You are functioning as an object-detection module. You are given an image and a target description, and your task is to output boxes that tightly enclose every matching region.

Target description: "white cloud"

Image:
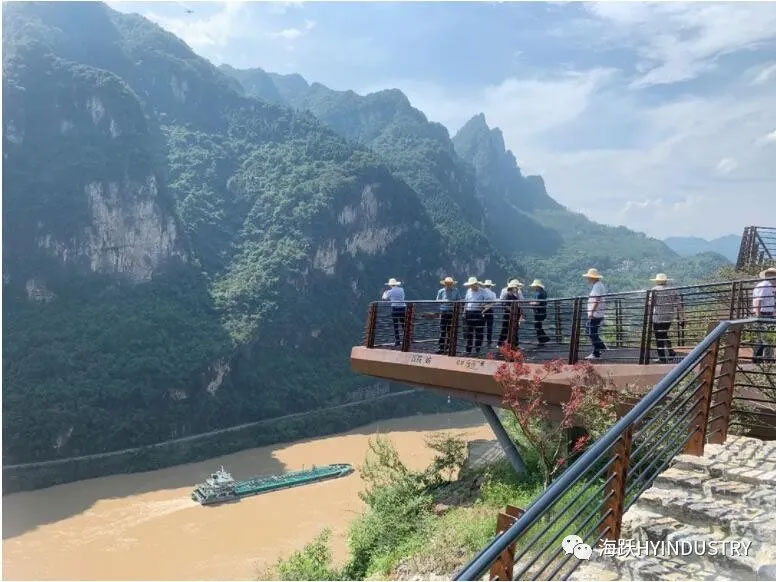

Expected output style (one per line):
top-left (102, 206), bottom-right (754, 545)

top-left (586, 3), bottom-right (776, 88)
top-left (143, 2), bottom-right (246, 52)
top-left (751, 62), bottom-right (776, 85)
top-left (269, 19), bottom-right (316, 41)
top-left (762, 129), bottom-right (776, 143)
top-left (715, 158), bottom-right (738, 175)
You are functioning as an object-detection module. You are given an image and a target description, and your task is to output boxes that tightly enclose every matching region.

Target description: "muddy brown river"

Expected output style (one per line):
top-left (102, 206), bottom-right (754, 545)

top-left (3, 409), bottom-right (492, 580)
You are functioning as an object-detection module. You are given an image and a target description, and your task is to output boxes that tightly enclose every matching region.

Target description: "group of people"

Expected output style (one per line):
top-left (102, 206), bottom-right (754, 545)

top-left (380, 274), bottom-right (550, 354)
top-left (380, 265), bottom-right (776, 362)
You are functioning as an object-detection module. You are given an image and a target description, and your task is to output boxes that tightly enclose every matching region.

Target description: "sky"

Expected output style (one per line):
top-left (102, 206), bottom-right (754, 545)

top-left (110, 1), bottom-right (776, 240)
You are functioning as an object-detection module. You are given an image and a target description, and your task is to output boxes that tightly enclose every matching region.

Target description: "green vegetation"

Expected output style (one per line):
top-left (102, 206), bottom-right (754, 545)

top-left (263, 432), bottom-right (548, 581)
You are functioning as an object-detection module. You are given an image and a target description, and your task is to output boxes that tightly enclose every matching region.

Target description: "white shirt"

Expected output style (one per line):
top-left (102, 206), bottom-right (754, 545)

top-left (483, 288), bottom-right (497, 301)
top-left (382, 286), bottom-right (406, 307)
top-left (465, 287), bottom-right (488, 311)
top-left (753, 280), bottom-right (775, 314)
top-left (587, 281), bottom-right (606, 318)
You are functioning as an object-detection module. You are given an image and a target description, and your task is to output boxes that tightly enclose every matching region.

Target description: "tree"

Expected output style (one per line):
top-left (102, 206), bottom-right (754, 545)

top-left (495, 346), bottom-right (622, 487)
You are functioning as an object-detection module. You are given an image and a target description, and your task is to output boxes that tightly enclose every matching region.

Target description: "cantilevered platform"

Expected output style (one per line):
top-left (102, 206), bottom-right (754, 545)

top-left (351, 346), bottom-right (673, 409)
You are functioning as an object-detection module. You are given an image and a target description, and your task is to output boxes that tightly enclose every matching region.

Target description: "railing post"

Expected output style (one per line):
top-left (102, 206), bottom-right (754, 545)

top-left (638, 290), bottom-right (654, 365)
top-left (365, 303), bottom-right (377, 348)
top-left (601, 425), bottom-right (633, 542)
top-left (507, 301), bottom-right (519, 350)
top-left (683, 334), bottom-right (720, 455)
top-left (736, 227), bottom-right (750, 270)
top-left (568, 297), bottom-right (582, 364)
top-left (728, 281), bottom-right (739, 320)
top-left (554, 302), bottom-right (562, 344)
top-left (401, 303), bottom-right (415, 352)
top-left (488, 505), bottom-right (523, 581)
top-left (448, 303), bottom-right (461, 357)
top-left (708, 325), bottom-right (742, 444)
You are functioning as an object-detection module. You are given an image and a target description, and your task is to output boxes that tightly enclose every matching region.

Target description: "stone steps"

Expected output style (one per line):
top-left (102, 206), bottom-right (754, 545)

top-left (571, 436), bottom-right (776, 581)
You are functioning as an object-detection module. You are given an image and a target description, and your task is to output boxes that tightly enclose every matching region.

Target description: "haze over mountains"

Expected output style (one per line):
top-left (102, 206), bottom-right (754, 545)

top-left (2, 2), bottom-right (728, 465)
top-left (663, 235), bottom-right (741, 263)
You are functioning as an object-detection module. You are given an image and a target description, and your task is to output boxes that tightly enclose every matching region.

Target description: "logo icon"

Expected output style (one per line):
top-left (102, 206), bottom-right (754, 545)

top-left (561, 534), bottom-right (592, 560)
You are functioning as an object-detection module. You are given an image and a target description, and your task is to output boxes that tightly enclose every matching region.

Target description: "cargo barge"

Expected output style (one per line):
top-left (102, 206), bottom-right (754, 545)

top-left (191, 463), bottom-right (354, 505)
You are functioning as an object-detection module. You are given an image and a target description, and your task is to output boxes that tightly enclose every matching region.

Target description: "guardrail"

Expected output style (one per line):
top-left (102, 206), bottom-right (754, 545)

top-left (363, 278), bottom-right (764, 365)
top-left (453, 317), bottom-right (775, 581)
top-left (737, 226), bottom-right (776, 271)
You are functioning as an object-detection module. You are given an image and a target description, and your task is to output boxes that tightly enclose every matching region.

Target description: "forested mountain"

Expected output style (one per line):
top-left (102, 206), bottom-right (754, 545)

top-left (222, 66), bottom-right (729, 297)
top-left (3, 3), bottom-right (728, 466)
top-left (664, 235), bottom-right (740, 263)
top-left (2, 2), bottom-right (448, 463)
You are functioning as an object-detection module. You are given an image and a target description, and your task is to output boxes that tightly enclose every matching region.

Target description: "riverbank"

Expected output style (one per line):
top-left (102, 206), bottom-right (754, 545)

top-left (3, 409), bottom-right (494, 581)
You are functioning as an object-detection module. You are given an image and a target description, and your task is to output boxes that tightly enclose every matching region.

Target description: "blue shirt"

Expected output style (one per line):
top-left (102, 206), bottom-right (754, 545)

top-left (436, 287), bottom-right (461, 311)
top-left (465, 288), bottom-right (488, 311)
top-left (382, 286), bottom-right (406, 307)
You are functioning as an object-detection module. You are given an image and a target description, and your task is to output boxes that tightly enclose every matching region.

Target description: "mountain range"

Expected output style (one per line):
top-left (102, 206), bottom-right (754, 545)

top-left (2, 2), bottom-right (729, 465)
top-left (663, 235), bottom-right (741, 263)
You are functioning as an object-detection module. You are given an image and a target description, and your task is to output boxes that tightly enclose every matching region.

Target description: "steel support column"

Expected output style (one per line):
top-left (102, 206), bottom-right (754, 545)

top-left (479, 404), bottom-right (527, 475)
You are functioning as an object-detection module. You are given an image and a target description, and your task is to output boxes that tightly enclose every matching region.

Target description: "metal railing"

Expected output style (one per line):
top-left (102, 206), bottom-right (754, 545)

top-left (363, 278), bottom-right (764, 365)
top-left (454, 317), bottom-right (776, 581)
top-left (737, 226), bottom-right (776, 271)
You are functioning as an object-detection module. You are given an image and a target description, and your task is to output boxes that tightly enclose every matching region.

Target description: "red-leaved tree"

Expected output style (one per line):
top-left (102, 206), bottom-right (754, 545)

top-left (494, 345), bottom-right (623, 487)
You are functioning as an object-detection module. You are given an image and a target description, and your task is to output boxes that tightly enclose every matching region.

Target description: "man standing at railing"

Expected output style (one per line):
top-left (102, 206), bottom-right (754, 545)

top-left (650, 273), bottom-right (683, 363)
top-left (583, 268), bottom-right (607, 360)
top-left (530, 279), bottom-right (550, 345)
top-left (498, 279), bottom-right (523, 348)
top-left (436, 276), bottom-right (460, 354)
top-left (382, 277), bottom-right (406, 347)
top-left (463, 277), bottom-right (487, 354)
top-left (481, 279), bottom-right (498, 347)
top-left (753, 267), bottom-right (776, 363)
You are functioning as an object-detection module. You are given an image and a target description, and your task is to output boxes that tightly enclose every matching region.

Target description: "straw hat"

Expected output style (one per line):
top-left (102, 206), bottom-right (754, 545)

top-left (481, 279), bottom-right (495, 287)
top-left (384, 277), bottom-right (402, 286)
top-left (760, 267), bottom-right (776, 279)
top-left (463, 276), bottom-right (481, 287)
top-left (650, 273), bottom-right (672, 284)
top-left (530, 279), bottom-right (544, 289)
top-left (507, 279), bottom-right (523, 289)
top-left (582, 268), bottom-right (603, 280)
top-left (440, 276), bottom-right (457, 285)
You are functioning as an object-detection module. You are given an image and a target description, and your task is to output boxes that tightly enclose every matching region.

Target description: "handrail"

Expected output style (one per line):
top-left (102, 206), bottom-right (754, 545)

top-left (364, 277), bottom-right (764, 364)
top-left (370, 276), bottom-right (764, 305)
top-left (454, 317), bottom-right (767, 580)
top-left (737, 226), bottom-right (776, 271)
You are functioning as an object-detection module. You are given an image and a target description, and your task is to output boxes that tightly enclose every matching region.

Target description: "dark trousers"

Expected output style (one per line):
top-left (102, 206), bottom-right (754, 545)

top-left (391, 307), bottom-right (406, 346)
top-left (586, 317), bottom-right (606, 357)
top-left (754, 313), bottom-right (774, 363)
top-left (438, 311), bottom-right (453, 353)
top-left (534, 315), bottom-right (549, 344)
top-left (499, 310), bottom-right (519, 347)
top-left (464, 311), bottom-right (484, 354)
top-left (653, 321), bottom-right (675, 363)
top-left (484, 312), bottom-right (494, 345)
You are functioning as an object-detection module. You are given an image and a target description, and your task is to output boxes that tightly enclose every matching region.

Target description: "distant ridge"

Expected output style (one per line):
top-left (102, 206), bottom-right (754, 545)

top-left (664, 235), bottom-right (740, 262)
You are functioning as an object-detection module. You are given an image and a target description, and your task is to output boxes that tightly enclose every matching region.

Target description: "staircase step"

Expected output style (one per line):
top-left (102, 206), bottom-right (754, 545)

top-left (635, 487), bottom-right (776, 543)
top-left (671, 454), bottom-right (776, 487)
top-left (655, 467), bottom-right (776, 509)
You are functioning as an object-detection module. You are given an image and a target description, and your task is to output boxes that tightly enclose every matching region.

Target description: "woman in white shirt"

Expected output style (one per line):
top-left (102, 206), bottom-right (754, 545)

top-left (753, 267), bottom-right (776, 363)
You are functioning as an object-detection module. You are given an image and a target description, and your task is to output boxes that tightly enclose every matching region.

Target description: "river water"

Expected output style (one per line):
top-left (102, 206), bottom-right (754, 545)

top-left (3, 409), bottom-right (492, 580)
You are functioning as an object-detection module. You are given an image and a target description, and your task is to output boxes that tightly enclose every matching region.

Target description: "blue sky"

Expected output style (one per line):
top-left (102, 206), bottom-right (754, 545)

top-left (111, 1), bottom-right (776, 239)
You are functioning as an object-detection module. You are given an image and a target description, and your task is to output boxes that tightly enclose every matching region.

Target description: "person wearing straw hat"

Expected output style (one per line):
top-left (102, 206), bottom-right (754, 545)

top-left (436, 276), bottom-right (461, 354)
top-left (752, 267), bottom-right (776, 363)
top-left (480, 279), bottom-right (498, 347)
top-left (382, 277), bottom-right (406, 347)
top-left (463, 277), bottom-right (487, 354)
top-left (650, 273), bottom-right (683, 364)
top-left (498, 279), bottom-right (522, 348)
top-left (530, 279), bottom-right (550, 345)
top-left (583, 268), bottom-right (607, 359)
